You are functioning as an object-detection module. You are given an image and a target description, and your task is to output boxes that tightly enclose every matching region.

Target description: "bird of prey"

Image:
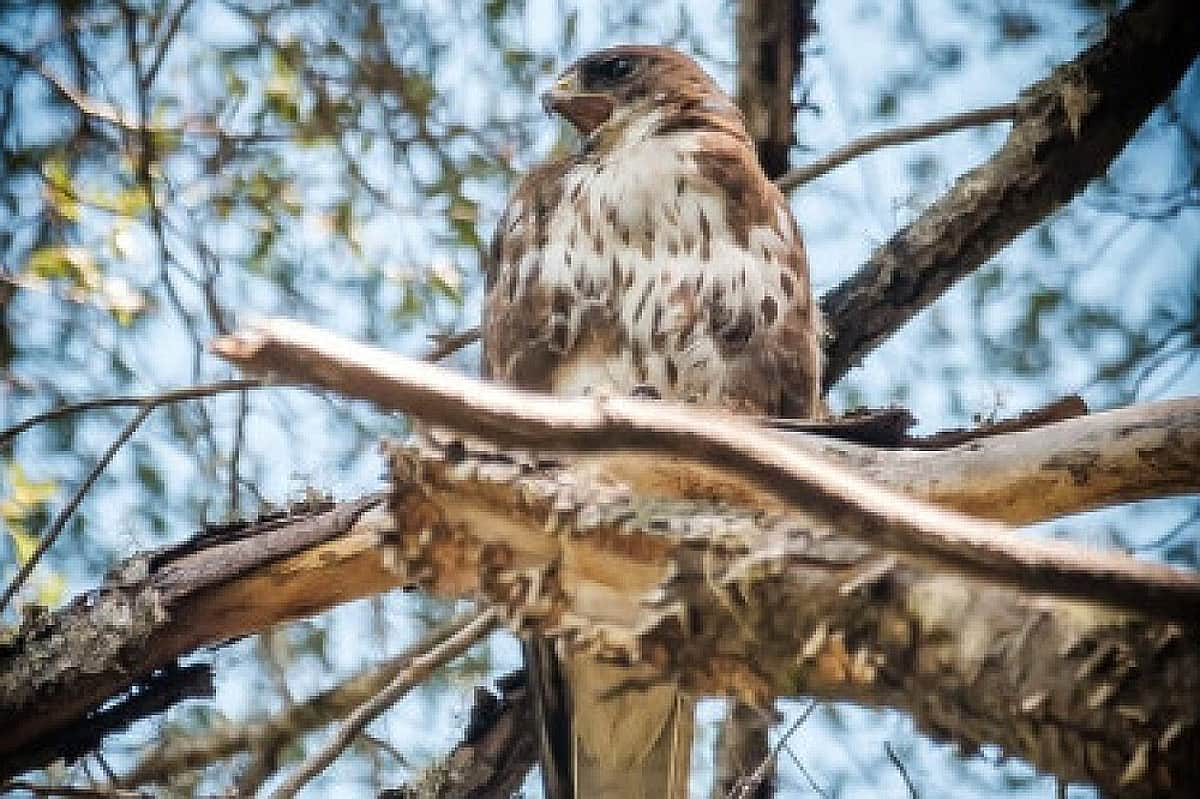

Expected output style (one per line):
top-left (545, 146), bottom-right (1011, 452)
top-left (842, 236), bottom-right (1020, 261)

top-left (482, 44), bottom-right (821, 798)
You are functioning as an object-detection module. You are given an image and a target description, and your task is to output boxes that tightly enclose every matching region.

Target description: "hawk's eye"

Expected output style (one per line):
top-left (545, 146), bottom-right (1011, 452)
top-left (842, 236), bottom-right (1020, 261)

top-left (583, 56), bottom-right (635, 88)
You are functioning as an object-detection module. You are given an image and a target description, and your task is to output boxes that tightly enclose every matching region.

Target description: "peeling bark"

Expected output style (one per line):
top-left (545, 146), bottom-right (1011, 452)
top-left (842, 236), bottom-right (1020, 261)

top-left (380, 437), bottom-right (1200, 797)
top-left (819, 0), bottom-right (1200, 388)
top-left (1, 417), bottom-right (1196, 792)
top-left (211, 319), bottom-right (1200, 620)
top-left (0, 495), bottom-right (387, 773)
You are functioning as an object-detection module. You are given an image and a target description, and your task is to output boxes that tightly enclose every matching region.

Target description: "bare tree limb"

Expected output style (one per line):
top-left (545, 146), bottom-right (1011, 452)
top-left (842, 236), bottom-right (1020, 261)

top-left (380, 669), bottom-right (537, 799)
top-left (376, 437), bottom-right (1200, 797)
top-left (116, 610), bottom-right (482, 787)
top-left (776, 102), bottom-right (1021, 191)
top-left (3, 424), bottom-right (1197, 792)
top-left (210, 318), bottom-right (1200, 621)
top-left (0, 379), bottom-right (263, 446)
top-left (587, 395), bottom-right (1199, 526)
top-left (267, 608), bottom-right (499, 799)
top-left (818, 0), bottom-right (1200, 389)
top-left (0, 322), bottom-right (468, 448)
top-left (0, 494), bottom-right (389, 770)
top-left (735, 0), bottom-right (810, 178)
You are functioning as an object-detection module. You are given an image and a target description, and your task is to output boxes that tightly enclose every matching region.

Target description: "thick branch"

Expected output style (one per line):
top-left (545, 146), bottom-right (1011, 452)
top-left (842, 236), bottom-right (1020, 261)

top-left (819, 0), bottom-right (1200, 388)
top-left (3, 423), bottom-right (1196, 791)
top-left (735, 0), bottom-right (811, 178)
top-left (211, 319), bottom-right (1200, 621)
top-left (0, 495), bottom-right (391, 769)
top-left (581, 396), bottom-right (1200, 526)
top-left (375, 438), bottom-right (1199, 797)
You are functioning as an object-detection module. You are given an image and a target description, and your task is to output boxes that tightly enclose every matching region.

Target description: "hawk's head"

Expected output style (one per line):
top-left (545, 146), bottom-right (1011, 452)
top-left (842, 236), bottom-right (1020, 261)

top-left (542, 45), bottom-right (741, 143)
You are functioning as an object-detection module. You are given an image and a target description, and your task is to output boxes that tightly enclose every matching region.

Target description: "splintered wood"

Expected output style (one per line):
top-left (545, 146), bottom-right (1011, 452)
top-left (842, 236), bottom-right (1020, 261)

top-left (381, 432), bottom-right (1198, 797)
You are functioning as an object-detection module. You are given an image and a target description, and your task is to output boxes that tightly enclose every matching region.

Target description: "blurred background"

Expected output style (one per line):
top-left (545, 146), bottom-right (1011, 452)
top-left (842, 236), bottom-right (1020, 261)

top-left (1, 0), bottom-right (1197, 796)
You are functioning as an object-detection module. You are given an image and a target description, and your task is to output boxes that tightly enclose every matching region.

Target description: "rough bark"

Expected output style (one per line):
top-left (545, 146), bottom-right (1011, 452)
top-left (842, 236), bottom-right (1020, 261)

top-left (2, 407), bottom-right (1197, 791)
top-left (379, 436), bottom-right (1198, 797)
top-left (211, 319), bottom-right (1200, 620)
top-left (381, 670), bottom-right (537, 799)
top-left (0, 494), bottom-right (390, 773)
top-left (818, 0), bottom-right (1200, 389)
top-left (735, 0), bottom-right (816, 178)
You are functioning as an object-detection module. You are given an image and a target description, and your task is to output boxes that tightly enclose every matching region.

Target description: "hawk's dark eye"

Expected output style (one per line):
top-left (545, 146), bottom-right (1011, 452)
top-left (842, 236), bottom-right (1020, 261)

top-left (582, 56), bottom-right (635, 88)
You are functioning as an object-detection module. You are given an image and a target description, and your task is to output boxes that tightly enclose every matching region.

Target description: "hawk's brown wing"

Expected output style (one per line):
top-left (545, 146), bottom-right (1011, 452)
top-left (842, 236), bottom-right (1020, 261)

top-left (482, 158), bottom-right (572, 389)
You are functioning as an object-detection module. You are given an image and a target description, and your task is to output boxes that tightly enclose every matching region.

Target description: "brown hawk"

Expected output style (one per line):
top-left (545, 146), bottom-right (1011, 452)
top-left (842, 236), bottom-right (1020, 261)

top-left (482, 45), bottom-right (821, 798)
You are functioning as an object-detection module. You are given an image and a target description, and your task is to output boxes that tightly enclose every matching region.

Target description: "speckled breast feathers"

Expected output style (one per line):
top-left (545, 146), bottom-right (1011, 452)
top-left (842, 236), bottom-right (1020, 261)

top-left (484, 46), bottom-right (820, 418)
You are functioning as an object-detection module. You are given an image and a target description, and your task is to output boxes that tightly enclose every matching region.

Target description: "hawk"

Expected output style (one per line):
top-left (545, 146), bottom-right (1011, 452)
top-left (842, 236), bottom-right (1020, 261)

top-left (482, 45), bottom-right (821, 798)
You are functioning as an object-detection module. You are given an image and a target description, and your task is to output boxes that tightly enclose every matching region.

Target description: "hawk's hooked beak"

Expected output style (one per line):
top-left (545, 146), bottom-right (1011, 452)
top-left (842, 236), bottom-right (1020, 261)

top-left (540, 70), bottom-right (615, 135)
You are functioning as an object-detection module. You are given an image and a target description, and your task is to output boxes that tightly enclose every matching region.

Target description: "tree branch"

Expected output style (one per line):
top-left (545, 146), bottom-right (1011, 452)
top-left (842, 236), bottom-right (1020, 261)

top-left (380, 669), bottom-right (537, 799)
top-left (585, 395), bottom-right (1199, 526)
top-left (210, 318), bottom-right (1200, 621)
top-left (373, 436), bottom-right (1199, 797)
top-left (0, 41), bottom-right (286, 142)
top-left (3, 417), bottom-right (1197, 791)
top-left (776, 102), bottom-right (1021, 191)
top-left (267, 608), bottom-right (499, 799)
top-left (116, 611), bottom-right (481, 787)
top-left (0, 494), bottom-right (390, 771)
top-left (0, 379), bottom-right (263, 447)
top-left (818, 0), bottom-right (1200, 389)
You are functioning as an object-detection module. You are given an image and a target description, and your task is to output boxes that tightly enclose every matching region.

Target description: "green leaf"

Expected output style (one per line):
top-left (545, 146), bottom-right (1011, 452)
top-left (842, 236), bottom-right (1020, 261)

top-left (24, 246), bottom-right (101, 292)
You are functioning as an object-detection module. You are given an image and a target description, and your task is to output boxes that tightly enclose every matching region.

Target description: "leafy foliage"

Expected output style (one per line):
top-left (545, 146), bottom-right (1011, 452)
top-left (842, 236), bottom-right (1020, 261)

top-left (0, 0), bottom-right (1196, 795)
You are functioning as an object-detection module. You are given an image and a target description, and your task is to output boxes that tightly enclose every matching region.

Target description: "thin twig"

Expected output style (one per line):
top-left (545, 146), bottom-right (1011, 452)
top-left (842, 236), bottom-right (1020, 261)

top-left (118, 610), bottom-right (481, 787)
top-left (423, 327), bottom-right (481, 363)
top-left (775, 102), bottom-right (1021, 191)
top-left (0, 404), bottom-right (152, 614)
top-left (884, 741), bottom-right (919, 799)
top-left (142, 0), bottom-right (194, 88)
top-left (268, 608), bottom-right (500, 799)
top-left (1, 379), bottom-right (263, 446)
top-left (0, 780), bottom-right (151, 798)
top-left (0, 41), bottom-right (285, 142)
top-left (731, 700), bottom-right (819, 799)
top-left (211, 318), bottom-right (1200, 622)
top-left (228, 388), bottom-right (249, 517)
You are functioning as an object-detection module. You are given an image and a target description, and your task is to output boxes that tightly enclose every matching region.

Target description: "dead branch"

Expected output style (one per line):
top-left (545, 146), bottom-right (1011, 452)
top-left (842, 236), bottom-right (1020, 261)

top-left (210, 318), bottom-right (1200, 620)
top-left (380, 670), bottom-right (537, 799)
top-left (117, 611), bottom-right (481, 787)
top-left (2, 419), bottom-right (1196, 792)
top-left (818, 0), bottom-right (1200, 388)
top-left (0, 495), bottom-right (389, 771)
top-left (377, 437), bottom-right (1199, 797)
top-left (777, 102), bottom-right (1021, 191)
top-left (584, 395), bottom-right (1199, 525)
top-left (268, 609), bottom-right (499, 799)
top-left (2, 663), bottom-right (213, 782)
